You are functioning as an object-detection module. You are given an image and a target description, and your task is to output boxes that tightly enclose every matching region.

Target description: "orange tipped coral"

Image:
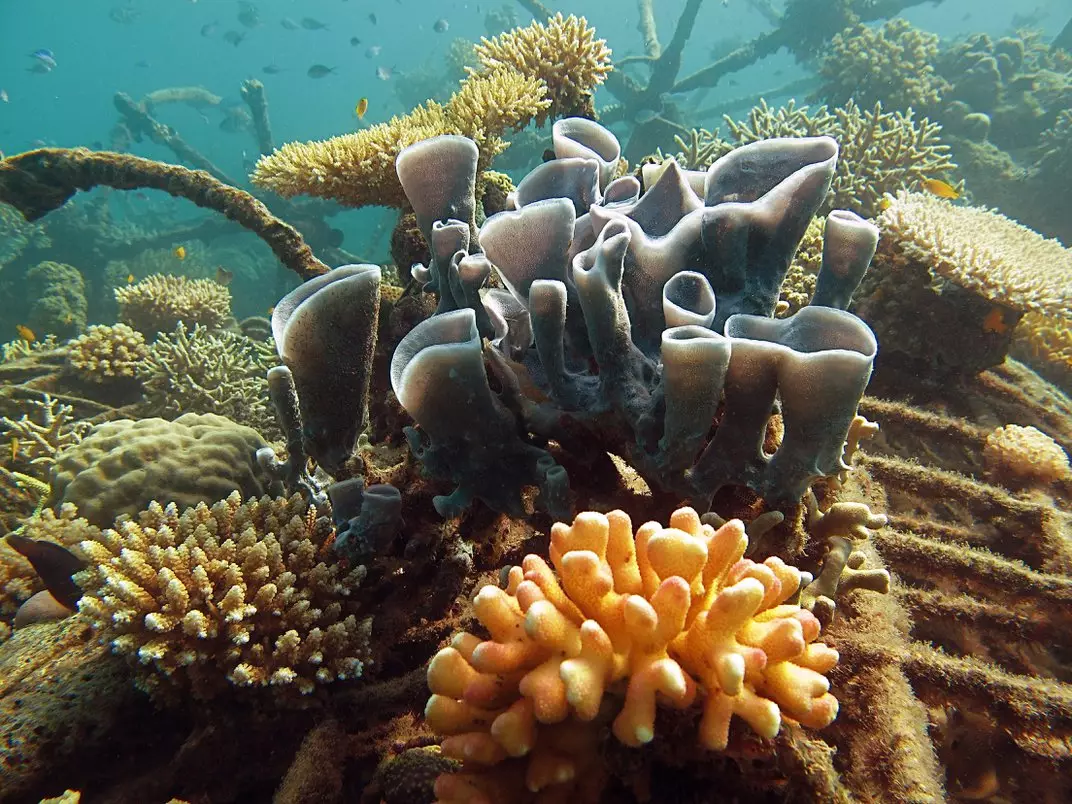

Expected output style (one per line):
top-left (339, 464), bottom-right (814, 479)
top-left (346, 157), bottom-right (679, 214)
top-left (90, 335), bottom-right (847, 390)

top-left (426, 507), bottom-right (838, 798)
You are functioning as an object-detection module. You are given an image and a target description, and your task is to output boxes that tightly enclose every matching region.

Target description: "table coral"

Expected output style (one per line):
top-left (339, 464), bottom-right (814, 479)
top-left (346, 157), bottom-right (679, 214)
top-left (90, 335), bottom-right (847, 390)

top-left (48, 412), bottom-right (281, 527)
top-left (114, 273), bottom-right (231, 336)
top-left (426, 507), bottom-right (838, 798)
top-left (67, 323), bottom-right (148, 384)
top-left (472, 12), bottom-right (612, 123)
top-left (75, 491), bottom-right (371, 699)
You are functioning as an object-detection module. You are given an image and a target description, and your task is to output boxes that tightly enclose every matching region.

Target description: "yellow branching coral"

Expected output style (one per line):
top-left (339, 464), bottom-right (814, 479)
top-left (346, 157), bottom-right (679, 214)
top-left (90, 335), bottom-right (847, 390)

top-left (983, 424), bottom-right (1070, 485)
top-left (75, 491), bottom-right (371, 699)
top-left (0, 394), bottom-right (90, 480)
top-left (426, 507), bottom-right (838, 796)
top-left (876, 191), bottom-right (1072, 318)
top-left (1013, 311), bottom-right (1072, 386)
top-left (67, 323), bottom-right (148, 383)
top-left (778, 216), bottom-right (824, 316)
top-left (820, 18), bottom-right (948, 112)
top-left (115, 273), bottom-right (231, 335)
top-left (445, 69), bottom-right (550, 163)
top-left (473, 13), bottom-right (612, 124)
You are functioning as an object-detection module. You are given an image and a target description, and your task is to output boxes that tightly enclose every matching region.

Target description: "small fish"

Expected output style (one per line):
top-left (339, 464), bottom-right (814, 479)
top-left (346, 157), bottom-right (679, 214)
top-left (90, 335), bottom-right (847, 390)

top-left (219, 105), bottom-right (252, 133)
top-left (366, 45), bottom-right (381, 58)
top-left (27, 62), bottom-right (54, 74)
top-left (301, 17), bottom-right (329, 30)
top-left (0, 89), bottom-right (7, 103)
top-left (262, 64), bottom-right (284, 74)
top-left (215, 266), bottom-right (234, 286)
top-left (223, 30), bottom-right (246, 46)
top-left (109, 5), bottom-right (140, 24)
top-left (376, 65), bottom-right (393, 81)
top-left (15, 324), bottom-right (35, 343)
top-left (200, 22), bottom-right (218, 37)
top-left (174, 245), bottom-right (186, 260)
top-left (355, 97), bottom-right (368, 119)
top-left (280, 17), bottom-right (299, 30)
top-left (238, 2), bottom-right (260, 28)
top-left (30, 48), bottom-right (55, 62)
top-left (920, 178), bottom-right (960, 200)
top-left (5, 535), bottom-right (87, 610)
top-left (982, 306), bottom-right (1010, 334)
top-left (369, 13), bottom-right (377, 24)
top-left (879, 196), bottom-right (893, 212)
top-left (308, 64), bottom-right (336, 78)
top-left (135, 59), bottom-right (151, 68)
top-left (126, 273), bottom-right (135, 283)
top-left (10, 438), bottom-right (19, 462)
top-left (350, 37), bottom-right (361, 46)
top-left (433, 18), bottom-right (449, 33)
top-left (267, 306), bottom-right (275, 316)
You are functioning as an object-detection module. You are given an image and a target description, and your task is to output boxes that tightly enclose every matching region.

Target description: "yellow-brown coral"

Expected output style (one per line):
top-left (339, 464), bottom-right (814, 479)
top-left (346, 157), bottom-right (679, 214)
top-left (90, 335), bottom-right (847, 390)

top-left (472, 13), bottom-right (612, 124)
top-left (67, 323), bottom-right (148, 383)
top-left (877, 191), bottom-right (1072, 318)
top-left (75, 491), bottom-right (371, 698)
top-left (426, 507), bottom-right (838, 795)
top-left (115, 273), bottom-right (231, 335)
top-left (983, 424), bottom-right (1070, 485)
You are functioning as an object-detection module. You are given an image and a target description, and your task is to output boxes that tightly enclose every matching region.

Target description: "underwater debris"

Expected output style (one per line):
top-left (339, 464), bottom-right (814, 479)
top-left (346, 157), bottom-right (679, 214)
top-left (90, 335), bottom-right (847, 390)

top-left (75, 491), bottom-right (371, 699)
top-left (0, 147), bottom-right (329, 280)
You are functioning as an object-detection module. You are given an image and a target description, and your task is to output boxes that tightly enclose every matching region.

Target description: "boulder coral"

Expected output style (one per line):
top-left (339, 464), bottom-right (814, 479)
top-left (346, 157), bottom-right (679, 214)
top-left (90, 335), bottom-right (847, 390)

top-left (426, 507), bottom-right (838, 800)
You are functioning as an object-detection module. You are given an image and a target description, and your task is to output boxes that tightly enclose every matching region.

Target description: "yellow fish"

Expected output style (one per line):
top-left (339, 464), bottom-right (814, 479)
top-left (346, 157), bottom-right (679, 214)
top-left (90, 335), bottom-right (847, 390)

top-left (215, 266), bottom-right (234, 286)
top-left (174, 245), bottom-right (187, 260)
top-left (15, 324), bottom-right (35, 343)
top-left (878, 195), bottom-right (893, 211)
top-left (920, 178), bottom-right (960, 200)
top-left (355, 97), bottom-right (368, 120)
top-left (10, 437), bottom-right (19, 463)
top-left (126, 273), bottom-right (135, 284)
top-left (267, 306), bottom-right (275, 316)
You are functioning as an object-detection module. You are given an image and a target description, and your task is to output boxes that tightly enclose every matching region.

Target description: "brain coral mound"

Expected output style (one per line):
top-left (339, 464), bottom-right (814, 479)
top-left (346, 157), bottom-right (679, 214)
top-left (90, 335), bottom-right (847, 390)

top-left (48, 413), bottom-right (282, 527)
top-left (983, 424), bottom-right (1071, 486)
top-left (856, 191), bottom-right (1072, 378)
top-left (472, 12), bottom-right (612, 123)
top-left (426, 507), bottom-right (837, 800)
top-left (67, 323), bottom-right (149, 383)
top-left (115, 273), bottom-right (231, 335)
top-left (75, 491), bottom-right (371, 698)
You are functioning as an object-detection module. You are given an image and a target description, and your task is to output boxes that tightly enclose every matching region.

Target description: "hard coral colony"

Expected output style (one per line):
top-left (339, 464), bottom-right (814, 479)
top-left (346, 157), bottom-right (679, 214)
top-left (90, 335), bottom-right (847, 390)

top-left (0, 5), bottom-right (1071, 804)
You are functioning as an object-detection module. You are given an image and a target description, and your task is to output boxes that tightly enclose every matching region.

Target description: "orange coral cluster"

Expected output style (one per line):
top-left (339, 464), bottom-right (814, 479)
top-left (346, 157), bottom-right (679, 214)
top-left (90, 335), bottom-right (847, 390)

top-left (425, 508), bottom-right (838, 798)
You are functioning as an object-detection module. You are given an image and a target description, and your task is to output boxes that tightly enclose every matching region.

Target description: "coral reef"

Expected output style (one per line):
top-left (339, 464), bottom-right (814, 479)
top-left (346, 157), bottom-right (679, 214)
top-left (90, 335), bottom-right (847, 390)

top-left (1, 394), bottom-right (91, 480)
top-left (472, 13), bottom-right (612, 123)
top-left (818, 18), bottom-right (947, 113)
top-left (426, 507), bottom-right (838, 798)
top-left (67, 323), bottom-right (148, 384)
top-left (115, 273), bottom-right (231, 335)
top-left (25, 260), bottom-right (88, 340)
top-left (856, 191), bottom-right (1072, 378)
top-left (75, 491), bottom-right (371, 698)
top-left (137, 322), bottom-right (277, 437)
top-left (0, 617), bottom-right (138, 801)
top-left (983, 424), bottom-right (1070, 486)
top-left (667, 100), bottom-right (955, 218)
top-left (394, 124), bottom-right (879, 515)
top-left (48, 412), bottom-right (281, 527)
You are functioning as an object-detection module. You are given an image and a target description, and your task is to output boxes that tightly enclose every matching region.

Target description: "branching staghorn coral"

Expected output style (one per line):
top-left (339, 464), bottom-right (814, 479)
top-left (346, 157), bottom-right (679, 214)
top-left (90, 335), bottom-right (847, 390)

top-left (0, 148), bottom-right (329, 280)
top-left (75, 491), bottom-right (371, 699)
top-left (471, 13), bottom-right (612, 123)
top-left (137, 322), bottom-right (277, 438)
top-left (426, 507), bottom-right (839, 800)
top-left (668, 100), bottom-right (955, 218)
top-left (67, 324), bottom-right (148, 384)
top-left (818, 18), bottom-right (948, 112)
top-left (115, 273), bottom-right (231, 335)
top-left (0, 394), bottom-right (90, 480)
